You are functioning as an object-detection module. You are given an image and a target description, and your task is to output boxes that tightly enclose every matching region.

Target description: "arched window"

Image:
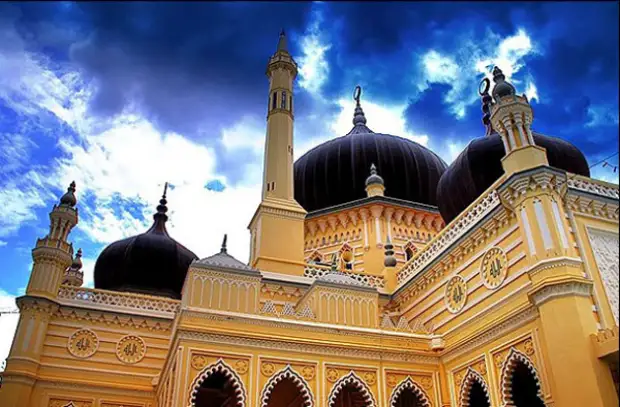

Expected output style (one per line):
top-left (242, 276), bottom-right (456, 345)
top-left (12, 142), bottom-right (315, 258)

top-left (272, 92), bottom-right (277, 110)
top-left (389, 378), bottom-right (431, 407)
top-left (281, 91), bottom-right (287, 109)
top-left (328, 372), bottom-right (376, 407)
top-left (260, 366), bottom-right (313, 407)
top-left (191, 360), bottom-right (246, 407)
top-left (289, 95), bottom-right (293, 112)
top-left (510, 361), bottom-right (545, 407)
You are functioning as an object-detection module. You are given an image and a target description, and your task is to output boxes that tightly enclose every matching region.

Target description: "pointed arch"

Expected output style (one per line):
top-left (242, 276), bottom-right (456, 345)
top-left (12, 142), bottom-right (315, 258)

top-left (189, 359), bottom-right (247, 407)
top-left (458, 368), bottom-right (491, 407)
top-left (403, 241), bottom-right (418, 261)
top-left (500, 348), bottom-right (545, 406)
top-left (389, 377), bottom-right (432, 407)
top-left (327, 371), bottom-right (377, 407)
top-left (307, 250), bottom-right (323, 264)
top-left (260, 365), bottom-right (314, 407)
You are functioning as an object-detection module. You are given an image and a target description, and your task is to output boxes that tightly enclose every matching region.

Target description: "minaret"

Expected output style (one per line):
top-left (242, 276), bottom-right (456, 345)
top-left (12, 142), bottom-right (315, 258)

top-left (26, 181), bottom-right (79, 299)
top-left (62, 248), bottom-right (84, 286)
top-left (249, 31), bottom-right (307, 275)
top-left (487, 66), bottom-right (549, 174)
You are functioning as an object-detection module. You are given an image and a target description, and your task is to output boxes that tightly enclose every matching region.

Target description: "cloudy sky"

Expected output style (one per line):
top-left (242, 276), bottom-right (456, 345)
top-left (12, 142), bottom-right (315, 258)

top-left (0, 2), bottom-right (618, 365)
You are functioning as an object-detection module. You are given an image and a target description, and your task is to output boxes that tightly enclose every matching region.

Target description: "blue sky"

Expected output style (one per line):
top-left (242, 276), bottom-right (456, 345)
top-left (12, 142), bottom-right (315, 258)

top-left (0, 2), bottom-right (618, 360)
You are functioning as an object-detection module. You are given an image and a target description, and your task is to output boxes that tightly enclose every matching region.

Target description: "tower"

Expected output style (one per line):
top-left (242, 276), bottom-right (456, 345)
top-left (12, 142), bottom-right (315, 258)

top-left (248, 31), bottom-right (307, 275)
top-left (486, 66), bottom-right (549, 175)
top-left (26, 181), bottom-right (79, 299)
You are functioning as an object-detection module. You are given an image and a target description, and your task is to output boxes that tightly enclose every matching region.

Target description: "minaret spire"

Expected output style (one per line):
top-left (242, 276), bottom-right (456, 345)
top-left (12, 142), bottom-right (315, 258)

top-left (347, 86), bottom-right (373, 135)
top-left (277, 29), bottom-right (287, 52)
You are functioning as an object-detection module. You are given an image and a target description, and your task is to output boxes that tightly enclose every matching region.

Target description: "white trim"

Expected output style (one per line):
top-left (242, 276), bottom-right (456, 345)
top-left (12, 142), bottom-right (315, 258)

top-left (521, 207), bottom-right (536, 255)
top-left (551, 200), bottom-right (569, 250)
top-left (534, 200), bottom-right (553, 250)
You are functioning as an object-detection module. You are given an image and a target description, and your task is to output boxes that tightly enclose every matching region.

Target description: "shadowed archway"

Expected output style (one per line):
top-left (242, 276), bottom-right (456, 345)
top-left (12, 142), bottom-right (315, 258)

top-left (328, 372), bottom-right (376, 407)
top-left (260, 366), bottom-right (313, 407)
top-left (389, 377), bottom-right (432, 407)
top-left (191, 360), bottom-right (246, 407)
top-left (459, 368), bottom-right (491, 407)
top-left (500, 349), bottom-right (545, 407)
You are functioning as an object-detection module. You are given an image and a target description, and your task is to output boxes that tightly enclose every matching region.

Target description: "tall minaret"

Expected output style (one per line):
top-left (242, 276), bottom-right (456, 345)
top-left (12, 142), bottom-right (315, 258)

top-left (249, 30), bottom-right (307, 275)
top-left (26, 181), bottom-right (79, 299)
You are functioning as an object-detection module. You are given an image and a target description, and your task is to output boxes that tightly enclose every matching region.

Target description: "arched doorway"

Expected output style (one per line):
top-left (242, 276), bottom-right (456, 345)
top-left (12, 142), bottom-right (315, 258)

top-left (389, 378), bottom-right (431, 407)
top-left (260, 366), bottom-right (313, 407)
top-left (191, 360), bottom-right (246, 407)
top-left (328, 372), bottom-right (376, 407)
top-left (459, 369), bottom-right (491, 407)
top-left (501, 349), bottom-right (545, 407)
top-left (510, 360), bottom-right (545, 407)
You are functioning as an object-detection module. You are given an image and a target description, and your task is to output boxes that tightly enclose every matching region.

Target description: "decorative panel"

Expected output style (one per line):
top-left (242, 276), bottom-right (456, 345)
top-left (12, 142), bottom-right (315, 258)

top-left (588, 229), bottom-right (619, 324)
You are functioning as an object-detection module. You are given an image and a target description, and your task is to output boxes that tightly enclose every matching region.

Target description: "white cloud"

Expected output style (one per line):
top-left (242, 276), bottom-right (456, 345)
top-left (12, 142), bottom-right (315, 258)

top-left (221, 115), bottom-right (265, 154)
top-left (0, 290), bottom-right (19, 372)
top-left (586, 105), bottom-right (620, 128)
top-left (296, 7), bottom-right (331, 96)
top-left (419, 28), bottom-right (538, 118)
top-left (0, 241), bottom-right (7, 247)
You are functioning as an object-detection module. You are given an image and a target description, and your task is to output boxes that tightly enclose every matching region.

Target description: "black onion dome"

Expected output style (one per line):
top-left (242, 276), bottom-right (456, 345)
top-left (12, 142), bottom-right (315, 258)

top-left (94, 185), bottom-right (197, 299)
top-left (437, 132), bottom-right (590, 224)
top-left (294, 131), bottom-right (448, 212)
top-left (60, 181), bottom-right (77, 207)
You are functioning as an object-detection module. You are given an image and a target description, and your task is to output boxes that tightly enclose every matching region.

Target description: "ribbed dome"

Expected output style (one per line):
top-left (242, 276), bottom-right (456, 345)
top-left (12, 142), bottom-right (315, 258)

top-left (437, 132), bottom-right (590, 224)
top-left (294, 96), bottom-right (447, 213)
top-left (94, 187), bottom-right (197, 299)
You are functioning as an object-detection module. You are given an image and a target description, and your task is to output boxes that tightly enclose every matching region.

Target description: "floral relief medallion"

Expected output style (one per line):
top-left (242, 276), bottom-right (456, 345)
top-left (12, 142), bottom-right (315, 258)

top-left (67, 329), bottom-right (99, 359)
top-left (363, 372), bottom-right (376, 386)
top-left (445, 275), bottom-right (468, 314)
top-left (480, 247), bottom-right (508, 289)
top-left (301, 365), bottom-right (316, 381)
top-left (326, 368), bottom-right (340, 382)
top-left (234, 359), bottom-right (249, 375)
top-left (523, 339), bottom-right (535, 356)
top-left (494, 353), bottom-right (505, 368)
top-left (477, 361), bottom-right (487, 376)
top-left (386, 374), bottom-right (398, 388)
top-left (116, 335), bottom-right (146, 364)
top-left (191, 354), bottom-right (208, 370)
top-left (261, 362), bottom-right (276, 377)
top-left (420, 376), bottom-right (433, 390)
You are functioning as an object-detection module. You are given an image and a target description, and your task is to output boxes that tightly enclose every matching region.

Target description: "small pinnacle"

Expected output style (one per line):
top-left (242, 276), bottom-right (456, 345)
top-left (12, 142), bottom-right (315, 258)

top-left (59, 180), bottom-right (78, 207)
top-left (277, 29), bottom-right (287, 52)
top-left (221, 234), bottom-right (228, 253)
top-left (370, 163), bottom-right (377, 175)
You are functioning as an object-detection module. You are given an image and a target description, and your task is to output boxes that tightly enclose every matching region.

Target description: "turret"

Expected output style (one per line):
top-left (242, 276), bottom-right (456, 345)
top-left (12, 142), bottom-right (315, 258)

top-left (365, 164), bottom-right (385, 197)
top-left (62, 248), bottom-right (84, 287)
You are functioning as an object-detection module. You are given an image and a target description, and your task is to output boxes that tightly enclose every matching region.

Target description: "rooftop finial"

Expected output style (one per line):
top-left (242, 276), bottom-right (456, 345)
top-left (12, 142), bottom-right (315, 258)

top-left (59, 180), bottom-right (77, 207)
top-left (221, 234), bottom-right (228, 253)
top-left (352, 85), bottom-right (368, 127)
top-left (153, 182), bottom-right (169, 227)
top-left (479, 77), bottom-right (495, 136)
top-left (277, 29), bottom-right (287, 52)
top-left (68, 248), bottom-right (83, 271)
top-left (365, 163), bottom-right (384, 187)
top-left (491, 66), bottom-right (516, 100)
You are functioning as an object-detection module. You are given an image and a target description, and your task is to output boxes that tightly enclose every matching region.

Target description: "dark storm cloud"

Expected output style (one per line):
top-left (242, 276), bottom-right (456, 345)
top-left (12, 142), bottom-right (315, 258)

top-left (18, 2), bottom-right (312, 138)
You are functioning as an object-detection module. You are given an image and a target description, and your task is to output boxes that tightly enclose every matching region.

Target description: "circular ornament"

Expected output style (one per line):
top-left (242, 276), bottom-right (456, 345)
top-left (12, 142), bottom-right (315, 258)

top-left (445, 275), bottom-right (467, 314)
top-left (480, 247), bottom-right (508, 289)
top-left (68, 329), bottom-right (99, 358)
top-left (479, 77), bottom-right (491, 95)
top-left (116, 335), bottom-right (146, 364)
top-left (234, 359), bottom-right (249, 375)
top-left (301, 365), bottom-right (316, 381)
top-left (261, 362), bottom-right (276, 377)
top-left (326, 368), bottom-right (340, 382)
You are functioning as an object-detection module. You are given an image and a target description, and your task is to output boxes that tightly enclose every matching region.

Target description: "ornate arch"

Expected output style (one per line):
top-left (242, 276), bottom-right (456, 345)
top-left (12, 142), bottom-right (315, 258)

top-left (500, 348), bottom-right (545, 405)
top-left (458, 368), bottom-right (491, 407)
top-left (327, 371), bottom-right (377, 407)
top-left (260, 365), bottom-right (314, 407)
top-left (189, 359), bottom-right (247, 407)
top-left (389, 377), bottom-right (432, 407)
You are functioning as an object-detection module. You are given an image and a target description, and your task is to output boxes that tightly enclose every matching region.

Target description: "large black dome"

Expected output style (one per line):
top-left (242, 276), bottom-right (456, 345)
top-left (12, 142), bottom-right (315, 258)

top-left (294, 104), bottom-right (447, 212)
top-left (94, 189), bottom-right (197, 299)
top-left (437, 132), bottom-right (590, 224)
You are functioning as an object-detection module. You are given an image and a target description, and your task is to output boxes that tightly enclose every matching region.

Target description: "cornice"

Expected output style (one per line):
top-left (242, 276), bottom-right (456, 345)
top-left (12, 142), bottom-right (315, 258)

top-left (527, 276), bottom-right (593, 307)
top-left (567, 176), bottom-right (619, 201)
top-left (306, 195), bottom-right (439, 219)
top-left (176, 330), bottom-right (439, 365)
top-left (497, 166), bottom-right (567, 208)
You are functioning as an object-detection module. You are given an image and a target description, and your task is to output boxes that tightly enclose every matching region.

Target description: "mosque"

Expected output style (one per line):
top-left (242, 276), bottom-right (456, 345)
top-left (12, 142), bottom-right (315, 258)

top-left (0, 31), bottom-right (618, 407)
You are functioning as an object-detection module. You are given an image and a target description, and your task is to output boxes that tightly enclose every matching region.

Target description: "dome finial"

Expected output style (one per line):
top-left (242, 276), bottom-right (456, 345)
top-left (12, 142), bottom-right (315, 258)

top-left (491, 66), bottom-right (516, 100)
top-left (68, 248), bottom-right (83, 271)
top-left (365, 163), bottom-right (384, 187)
top-left (59, 180), bottom-right (77, 207)
top-left (153, 182), bottom-right (169, 228)
top-left (221, 234), bottom-right (228, 253)
top-left (352, 85), bottom-right (367, 127)
top-left (479, 77), bottom-right (495, 136)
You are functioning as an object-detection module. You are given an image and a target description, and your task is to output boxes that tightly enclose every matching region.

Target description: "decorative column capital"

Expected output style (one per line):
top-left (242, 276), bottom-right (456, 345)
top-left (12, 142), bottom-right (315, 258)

top-left (359, 208), bottom-right (369, 221)
top-left (369, 205), bottom-right (383, 219)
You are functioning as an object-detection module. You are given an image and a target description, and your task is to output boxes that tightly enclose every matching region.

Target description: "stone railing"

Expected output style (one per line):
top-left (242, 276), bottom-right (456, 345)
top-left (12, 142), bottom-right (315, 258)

top-left (303, 265), bottom-right (386, 289)
top-left (57, 285), bottom-right (180, 318)
top-left (567, 176), bottom-right (619, 200)
top-left (396, 190), bottom-right (501, 286)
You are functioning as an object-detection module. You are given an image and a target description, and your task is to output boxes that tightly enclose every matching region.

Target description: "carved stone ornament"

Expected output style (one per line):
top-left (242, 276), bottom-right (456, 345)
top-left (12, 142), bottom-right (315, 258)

top-left (363, 371), bottom-right (377, 386)
top-left (523, 339), bottom-right (535, 356)
top-left (234, 359), bottom-right (249, 375)
top-left (420, 376), bottom-right (433, 390)
top-left (191, 354), bottom-right (208, 370)
top-left (445, 275), bottom-right (468, 314)
top-left (326, 368), bottom-right (340, 382)
top-left (115, 335), bottom-right (146, 364)
top-left (588, 229), bottom-right (619, 324)
top-left (49, 400), bottom-right (93, 407)
top-left (261, 362), bottom-right (276, 377)
top-left (67, 329), bottom-right (99, 359)
top-left (480, 246), bottom-right (508, 289)
top-left (386, 374), bottom-right (398, 388)
top-left (301, 365), bottom-right (316, 381)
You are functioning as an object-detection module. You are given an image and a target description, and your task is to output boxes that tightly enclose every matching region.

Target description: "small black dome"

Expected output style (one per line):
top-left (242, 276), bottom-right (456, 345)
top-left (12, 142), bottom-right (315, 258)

top-left (437, 132), bottom-right (590, 224)
top-left (94, 191), bottom-right (197, 299)
top-left (294, 130), bottom-right (448, 212)
top-left (60, 181), bottom-right (77, 207)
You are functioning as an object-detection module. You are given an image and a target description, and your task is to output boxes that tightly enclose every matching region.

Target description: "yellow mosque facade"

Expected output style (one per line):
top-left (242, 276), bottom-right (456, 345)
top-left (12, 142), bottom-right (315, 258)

top-left (0, 31), bottom-right (618, 407)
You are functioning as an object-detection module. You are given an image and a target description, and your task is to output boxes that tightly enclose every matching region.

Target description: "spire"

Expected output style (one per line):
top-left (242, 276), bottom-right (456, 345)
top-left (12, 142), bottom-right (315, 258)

top-left (384, 237), bottom-right (397, 267)
top-left (68, 248), bottom-right (83, 272)
top-left (151, 182), bottom-right (169, 232)
top-left (365, 163), bottom-right (384, 186)
top-left (277, 29), bottom-right (287, 52)
top-left (59, 181), bottom-right (77, 207)
top-left (491, 66), bottom-right (516, 100)
top-left (479, 77), bottom-right (495, 136)
top-left (221, 234), bottom-right (228, 254)
top-left (347, 86), bottom-right (373, 135)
